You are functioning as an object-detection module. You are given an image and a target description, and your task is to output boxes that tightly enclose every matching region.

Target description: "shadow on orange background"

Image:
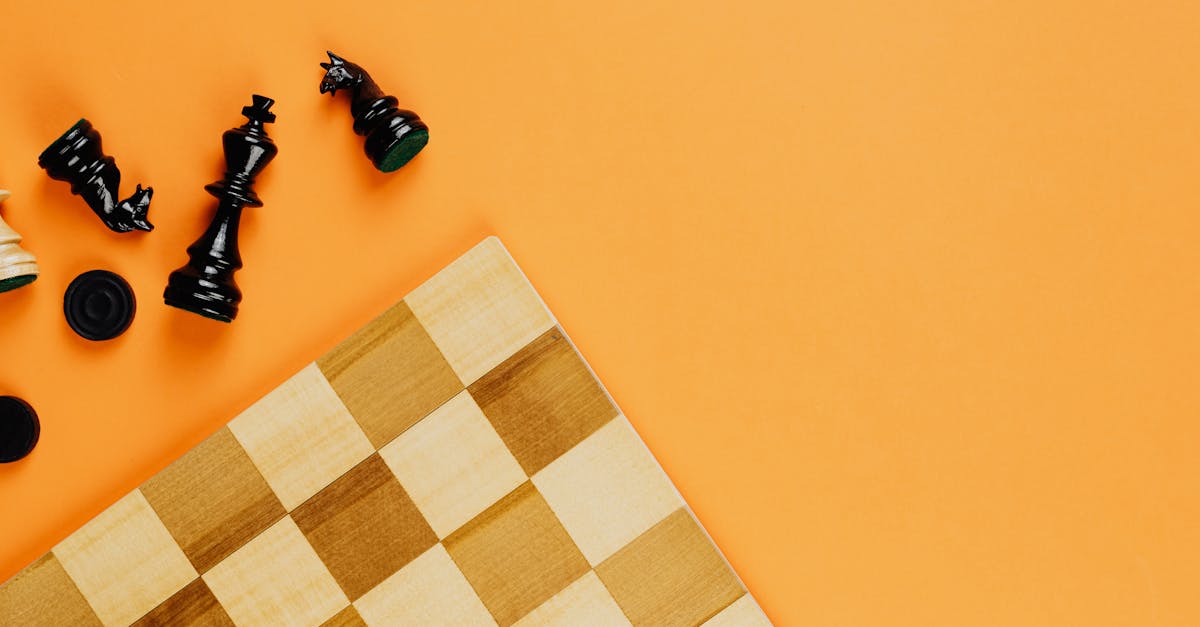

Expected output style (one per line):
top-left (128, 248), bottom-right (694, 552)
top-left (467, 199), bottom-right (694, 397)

top-left (3, 1), bottom-right (1200, 624)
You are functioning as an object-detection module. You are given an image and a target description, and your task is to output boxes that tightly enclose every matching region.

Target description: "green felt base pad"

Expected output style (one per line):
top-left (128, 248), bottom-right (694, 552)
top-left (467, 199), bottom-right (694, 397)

top-left (379, 130), bottom-right (429, 173)
top-left (0, 274), bottom-right (37, 294)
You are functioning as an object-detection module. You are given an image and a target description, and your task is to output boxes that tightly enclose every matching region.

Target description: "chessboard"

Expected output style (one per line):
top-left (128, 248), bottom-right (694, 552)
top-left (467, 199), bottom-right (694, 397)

top-left (0, 237), bottom-right (769, 626)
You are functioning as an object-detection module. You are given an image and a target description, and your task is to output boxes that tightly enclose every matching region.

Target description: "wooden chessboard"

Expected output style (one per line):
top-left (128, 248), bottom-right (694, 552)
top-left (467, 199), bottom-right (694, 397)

top-left (0, 238), bottom-right (768, 627)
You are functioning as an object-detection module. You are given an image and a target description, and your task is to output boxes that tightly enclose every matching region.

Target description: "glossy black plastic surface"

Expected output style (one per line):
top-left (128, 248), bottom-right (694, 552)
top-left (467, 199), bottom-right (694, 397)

top-left (164, 95), bottom-right (278, 323)
top-left (320, 51), bottom-right (429, 172)
top-left (38, 119), bottom-right (154, 233)
top-left (64, 269), bottom-right (136, 341)
top-left (0, 396), bottom-right (39, 463)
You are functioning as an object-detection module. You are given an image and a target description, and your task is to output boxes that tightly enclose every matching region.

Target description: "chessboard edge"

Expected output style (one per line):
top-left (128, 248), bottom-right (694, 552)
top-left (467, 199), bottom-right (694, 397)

top-left (487, 237), bottom-right (764, 611)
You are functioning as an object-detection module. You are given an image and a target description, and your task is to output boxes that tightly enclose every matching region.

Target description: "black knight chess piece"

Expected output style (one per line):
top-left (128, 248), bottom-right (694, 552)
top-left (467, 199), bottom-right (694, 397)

top-left (319, 51), bottom-right (429, 172)
top-left (38, 119), bottom-right (154, 232)
top-left (164, 95), bottom-right (278, 323)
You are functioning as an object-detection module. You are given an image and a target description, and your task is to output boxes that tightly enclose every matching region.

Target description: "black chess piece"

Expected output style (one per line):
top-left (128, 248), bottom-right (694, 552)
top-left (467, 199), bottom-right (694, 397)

top-left (38, 119), bottom-right (154, 233)
top-left (0, 395), bottom-right (39, 463)
top-left (319, 51), bottom-right (429, 173)
top-left (64, 270), bottom-right (136, 341)
top-left (164, 95), bottom-right (278, 323)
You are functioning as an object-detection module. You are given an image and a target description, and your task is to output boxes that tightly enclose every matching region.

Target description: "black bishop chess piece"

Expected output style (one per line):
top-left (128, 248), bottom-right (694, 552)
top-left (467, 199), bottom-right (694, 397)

top-left (319, 51), bottom-right (429, 173)
top-left (164, 95), bottom-right (278, 323)
top-left (38, 119), bottom-right (154, 233)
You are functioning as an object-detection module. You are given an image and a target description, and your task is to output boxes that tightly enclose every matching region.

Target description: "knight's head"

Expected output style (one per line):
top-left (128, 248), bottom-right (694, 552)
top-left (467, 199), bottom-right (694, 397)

top-left (320, 51), bottom-right (362, 95)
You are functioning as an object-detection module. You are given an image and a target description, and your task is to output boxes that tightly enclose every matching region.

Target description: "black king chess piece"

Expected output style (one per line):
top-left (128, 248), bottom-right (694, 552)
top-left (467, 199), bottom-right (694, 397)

top-left (38, 119), bottom-right (154, 232)
top-left (319, 51), bottom-right (429, 172)
top-left (164, 95), bottom-right (278, 323)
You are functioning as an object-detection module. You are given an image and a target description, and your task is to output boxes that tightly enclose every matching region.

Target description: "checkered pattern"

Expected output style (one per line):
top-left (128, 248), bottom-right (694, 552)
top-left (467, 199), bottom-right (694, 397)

top-left (0, 237), bottom-right (769, 627)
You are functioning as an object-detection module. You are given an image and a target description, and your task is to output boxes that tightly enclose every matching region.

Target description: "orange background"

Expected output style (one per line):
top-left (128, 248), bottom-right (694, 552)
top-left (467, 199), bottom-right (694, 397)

top-left (2, 1), bottom-right (1200, 624)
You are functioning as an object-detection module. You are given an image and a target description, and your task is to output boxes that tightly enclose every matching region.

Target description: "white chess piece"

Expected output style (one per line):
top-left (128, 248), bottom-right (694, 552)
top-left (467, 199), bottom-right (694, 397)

top-left (0, 190), bottom-right (39, 293)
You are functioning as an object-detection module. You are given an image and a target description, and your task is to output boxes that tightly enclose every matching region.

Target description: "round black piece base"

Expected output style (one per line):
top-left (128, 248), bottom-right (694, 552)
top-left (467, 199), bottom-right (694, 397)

top-left (64, 270), bottom-right (136, 341)
top-left (0, 396), bottom-right (40, 463)
top-left (37, 118), bottom-right (90, 166)
top-left (163, 297), bottom-right (234, 324)
top-left (163, 273), bottom-right (239, 324)
top-left (379, 128), bottom-right (432, 172)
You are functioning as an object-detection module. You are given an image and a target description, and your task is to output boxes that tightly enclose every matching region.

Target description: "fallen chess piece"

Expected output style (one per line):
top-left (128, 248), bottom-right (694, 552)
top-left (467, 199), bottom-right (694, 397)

top-left (320, 51), bottom-right (429, 172)
top-left (0, 395), bottom-right (39, 463)
top-left (164, 95), bottom-right (278, 323)
top-left (0, 190), bottom-right (39, 293)
top-left (38, 119), bottom-right (154, 233)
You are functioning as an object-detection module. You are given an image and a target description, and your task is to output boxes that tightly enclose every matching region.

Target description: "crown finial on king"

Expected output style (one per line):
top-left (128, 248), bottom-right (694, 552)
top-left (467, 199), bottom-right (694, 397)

top-left (0, 190), bottom-right (39, 294)
top-left (319, 51), bottom-right (429, 173)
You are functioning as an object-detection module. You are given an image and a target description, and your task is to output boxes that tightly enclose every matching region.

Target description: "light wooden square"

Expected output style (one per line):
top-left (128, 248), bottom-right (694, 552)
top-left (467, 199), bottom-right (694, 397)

top-left (379, 390), bottom-right (526, 538)
top-left (406, 237), bottom-right (554, 385)
top-left (203, 516), bottom-right (348, 627)
top-left (702, 594), bottom-right (772, 626)
top-left (229, 363), bottom-right (375, 510)
top-left (512, 572), bottom-right (630, 627)
top-left (52, 490), bottom-right (198, 626)
top-left (354, 544), bottom-right (494, 626)
top-left (533, 416), bottom-right (683, 565)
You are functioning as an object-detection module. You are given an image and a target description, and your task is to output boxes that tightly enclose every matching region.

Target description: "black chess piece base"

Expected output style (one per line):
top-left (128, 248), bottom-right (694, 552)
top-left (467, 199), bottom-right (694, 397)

top-left (64, 270), bottom-right (136, 341)
top-left (373, 120), bottom-right (428, 173)
top-left (163, 270), bottom-right (241, 323)
top-left (0, 396), bottom-right (40, 463)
